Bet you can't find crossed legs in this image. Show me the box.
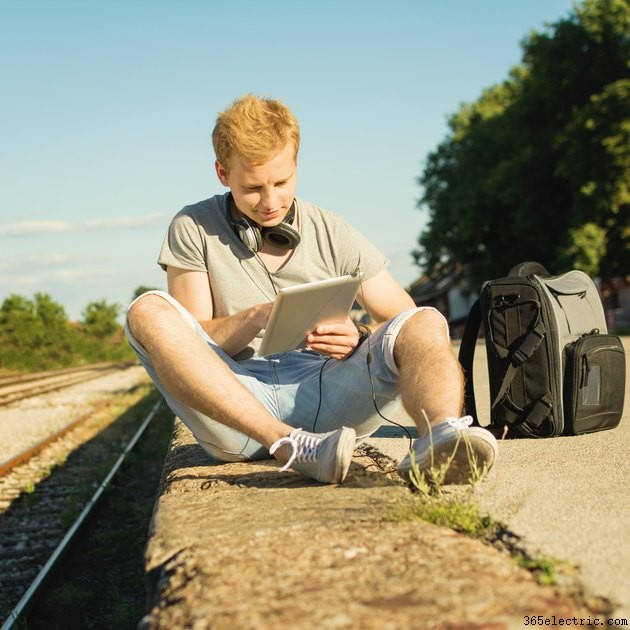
[127,294,476,479]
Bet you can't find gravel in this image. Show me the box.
[0,365,150,464]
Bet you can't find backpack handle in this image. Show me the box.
[508,261,550,278]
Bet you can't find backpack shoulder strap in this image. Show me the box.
[492,320,546,407]
[458,298,482,426]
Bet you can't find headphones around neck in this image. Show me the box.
[229,200,301,252]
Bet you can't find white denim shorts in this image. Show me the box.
[125,291,446,462]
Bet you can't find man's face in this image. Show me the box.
[215,143,297,227]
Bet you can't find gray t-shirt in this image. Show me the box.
[158,192,389,357]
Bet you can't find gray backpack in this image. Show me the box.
[459,262,626,438]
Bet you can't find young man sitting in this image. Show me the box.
[125,94,498,484]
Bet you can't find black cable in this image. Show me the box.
[254,252,279,296]
[312,356,332,433]
[365,347,414,452]
[238,258,276,301]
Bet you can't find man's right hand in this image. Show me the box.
[166,265,275,356]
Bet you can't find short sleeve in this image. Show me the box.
[157,209,207,272]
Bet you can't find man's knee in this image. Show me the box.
[402,307,450,341]
[393,308,455,371]
[126,291,173,336]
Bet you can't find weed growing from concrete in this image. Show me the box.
[407,411,491,496]
[395,490,496,538]
[515,553,562,586]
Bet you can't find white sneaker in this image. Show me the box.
[270,427,356,484]
[397,416,498,485]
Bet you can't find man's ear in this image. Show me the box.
[215,160,229,186]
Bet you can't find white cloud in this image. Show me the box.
[0,213,168,237]
[0,268,95,289]
[0,220,79,237]
[85,213,167,229]
[0,252,99,273]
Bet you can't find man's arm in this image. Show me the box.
[167,266,272,356]
[355,269,416,323]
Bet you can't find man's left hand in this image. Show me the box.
[305,318,361,360]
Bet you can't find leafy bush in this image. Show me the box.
[0,293,135,372]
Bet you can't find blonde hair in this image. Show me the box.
[212,94,300,170]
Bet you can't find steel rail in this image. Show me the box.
[0,362,136,407]
[0,363,115,388]
[0,372,116,406]
[1,397,163,630]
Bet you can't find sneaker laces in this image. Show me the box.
[445,415,473,430]
[269,429,319,472]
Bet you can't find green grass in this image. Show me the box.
[394,492,497,538]
[515,553,562,586]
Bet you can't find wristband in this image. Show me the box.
[356,323,372,346]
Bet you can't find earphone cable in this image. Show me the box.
[312,357,332,433]
[254,252,279,296]
[358,276,414,453]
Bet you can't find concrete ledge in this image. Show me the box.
[140,420,593,629]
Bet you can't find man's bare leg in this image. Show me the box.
[393,308,497,483]
[394,308,464,435]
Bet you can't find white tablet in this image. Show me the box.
[258,274,362,356]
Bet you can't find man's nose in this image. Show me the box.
[260,186,279,209]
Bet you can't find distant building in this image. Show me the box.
[407,269,477,338]
[601,276,630,334]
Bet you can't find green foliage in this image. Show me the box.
[81,300,121,338]
[515,553,561,586]
[0,293,135,372]
[132,285,160,300]
[415,0,630,285]
[396,492,497,538]
[560,222,608,275]
[0,293,74,370]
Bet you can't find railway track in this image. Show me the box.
[0,364,162,626]
[0,362,133,406]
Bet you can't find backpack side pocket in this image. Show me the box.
[564,333,626,435]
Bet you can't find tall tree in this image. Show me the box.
[415,0,630,286]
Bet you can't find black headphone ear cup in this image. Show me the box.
[261,222,301,249]
[233,217,263,252]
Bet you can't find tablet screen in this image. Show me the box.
[258,274,362,356]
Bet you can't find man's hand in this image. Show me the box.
[201,301,274,356]
[305,317,362,360]
[250,301,274,330]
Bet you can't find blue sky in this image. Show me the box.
[0,0,577,321]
